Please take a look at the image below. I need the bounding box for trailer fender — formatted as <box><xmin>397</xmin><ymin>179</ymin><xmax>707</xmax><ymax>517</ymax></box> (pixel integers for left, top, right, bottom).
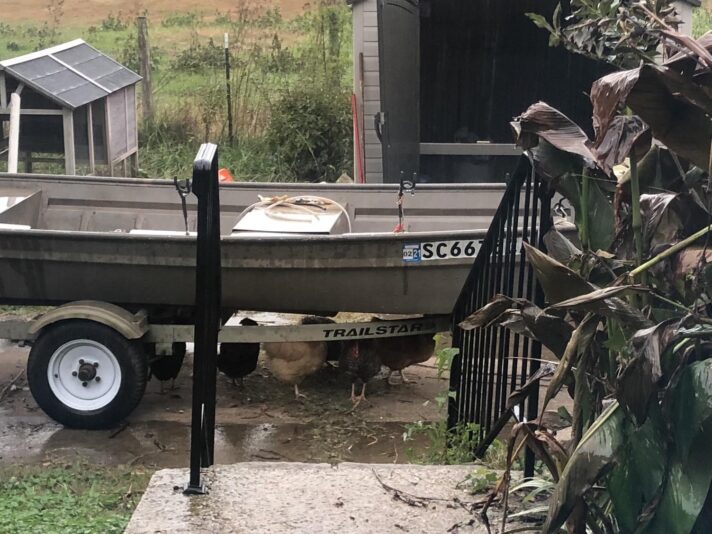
<box><xmin>28</xmin><ymin>301</ymin><xmax>148</xmax><ymax>340</ymax></box>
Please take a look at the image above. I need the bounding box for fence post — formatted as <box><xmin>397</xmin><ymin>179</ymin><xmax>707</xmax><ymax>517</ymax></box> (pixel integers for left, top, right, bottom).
<box><xmin>184</xmin><ymin>143</ymin><xmax>221</xmax><ymax>495</ymax></box>
<box><xmin>137</xmin><ymin>16</ymin><xmax>154</xmax><ymax>123</ymax></box>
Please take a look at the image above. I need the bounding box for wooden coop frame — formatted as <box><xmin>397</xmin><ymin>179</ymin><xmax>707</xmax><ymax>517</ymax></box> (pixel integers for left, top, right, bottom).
<box><xmin>0</xmin><ymin>39</ymin><xmax>141</xmax><ymax>176</ymax></box>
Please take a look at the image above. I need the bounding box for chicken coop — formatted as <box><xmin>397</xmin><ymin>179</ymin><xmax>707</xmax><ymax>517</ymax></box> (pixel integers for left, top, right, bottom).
<box><xmin>0</xmin><ymin>39</ymin><xmax>141</xmax><ymax>176</ymax></box>
<box><xmin>349</xmin><ymin>0</ymin><xmax>700</xmax><ymax>184</ymax></box>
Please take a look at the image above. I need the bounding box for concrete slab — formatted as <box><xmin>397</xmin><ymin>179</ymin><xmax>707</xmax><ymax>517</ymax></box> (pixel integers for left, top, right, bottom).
<box><xmin>126</xmin><ymin>462</ymin><xmax>496</xmax><ymax>533</ymax></box>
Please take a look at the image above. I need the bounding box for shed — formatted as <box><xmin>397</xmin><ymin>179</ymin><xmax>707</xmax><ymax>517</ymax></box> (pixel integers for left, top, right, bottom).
<box><xmin>0</xmin><ymin>39</ymin><xmax>141</xmax><ymax>176</ymax></box>
<box><xmin>350</xmin><ymin>0</ymin><xmax>700</xmax><ymax>184</ymax></box>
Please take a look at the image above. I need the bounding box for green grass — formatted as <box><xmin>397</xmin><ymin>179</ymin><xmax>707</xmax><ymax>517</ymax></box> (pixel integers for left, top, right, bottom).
<box><xmin>693</xmin><ymin>7</ymin><xmax>712</xmax><ymax>38</ymax></box>
<box><xmin>0</xmin><ymin>463</ymin><xmax>153</xmax><ymax>534</ymax></box>
<box><xmin>0</xmin><ymin>6</ymin><xmax>353</xmax><ymax>182</ymax></box>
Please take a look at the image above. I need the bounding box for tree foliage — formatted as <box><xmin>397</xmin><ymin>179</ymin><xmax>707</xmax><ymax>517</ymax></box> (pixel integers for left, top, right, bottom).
<box><xmin>467</xmin><ymin>3</ymin><xmax>712</xmax><ymax>531</ymax></box>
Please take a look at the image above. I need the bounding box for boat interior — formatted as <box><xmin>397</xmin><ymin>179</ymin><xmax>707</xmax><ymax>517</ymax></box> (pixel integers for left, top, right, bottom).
<box><xmin>0</xmin><ymin>174</ymin><xmax>509</xmax><ymax>237</ymax></box>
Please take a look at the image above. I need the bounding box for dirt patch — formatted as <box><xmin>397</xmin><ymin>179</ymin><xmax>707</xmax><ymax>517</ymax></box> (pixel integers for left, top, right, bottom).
<box><xmin>0</xmin><ymin>339</ymin><xmax>448</xmax><ymax>468</ymax></box>
<box><xmin>1</xmin><ymin>0</ymin><xmax>309</xmax><ymax>24</ymax></box>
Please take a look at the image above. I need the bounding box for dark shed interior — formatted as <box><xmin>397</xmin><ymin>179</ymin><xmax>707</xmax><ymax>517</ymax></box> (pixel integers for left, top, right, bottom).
<box><xmin>418</xmin><ymin>0</ymin><xmax>609</xmax><ymax>182</ymax></box>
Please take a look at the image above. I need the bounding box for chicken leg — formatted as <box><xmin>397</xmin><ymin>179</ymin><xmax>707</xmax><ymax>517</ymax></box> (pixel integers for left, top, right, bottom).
<box><xmin>294</xmin><ymin>384</ymin><xmax>307</xmax><ymax>400</ymax></box>
<box><xmin>350</xmin><ymin>383</ymin><xmax>367</xmax><ymax>407</ymax></box>
<box><xmin>387</xmin><ymin>370</ymin><xmax>414</xmax><ymax>385</ymax></box>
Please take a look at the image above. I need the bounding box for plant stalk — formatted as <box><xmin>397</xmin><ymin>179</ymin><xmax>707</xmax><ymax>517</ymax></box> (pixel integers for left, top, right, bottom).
<box><xmin>630</xmin><ymin>223</ymin><xmax>712</xmax><ymax>278</ymax></box>
<box><xmin>580</xmin><ymin>168</ymin><xmax>591</xmax><ymax>251</ymax></box>
<box><xmin>630</xmin><ymin>157</ymin><xmax>644</xmax><ymax>269</ymax></box>
<box><xmin>629</xmin><ymin>156</ymin><xmax>648</xmax><ymax>306</ymax></box>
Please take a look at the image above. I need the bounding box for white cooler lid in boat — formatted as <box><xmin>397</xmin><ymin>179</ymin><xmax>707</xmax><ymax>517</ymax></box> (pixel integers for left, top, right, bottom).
<box><xmin>233</xmin><ymin>198</ymin><xmax>350</xmax><ymax>235</ymax></box>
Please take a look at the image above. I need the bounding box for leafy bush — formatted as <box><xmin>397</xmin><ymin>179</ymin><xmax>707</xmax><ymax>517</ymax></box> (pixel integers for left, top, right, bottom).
<box><xmin>100</xmin><ymin>12</ymin><xmax>128</xmax><ymax>32</ymax></box>
<box><xmin>266</xmin><ymin>84</ymin><xmax>352</xmax><ymax>183</ymax></box>
<box><xmin>171</xmin><ymin>37</ymin><xmax>223</xmax><ymax>72</ymax></box>
<box><xmin>161</xmin><ymin>12</ymin><xmax>202</xmax><ymax>28</ymax></box>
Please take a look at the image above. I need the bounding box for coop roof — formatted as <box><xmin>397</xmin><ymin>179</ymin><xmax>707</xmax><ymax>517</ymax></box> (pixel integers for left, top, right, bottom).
<box><xmin>0</xmin><ymin>39</ymin><xmax>141</xmax><ymax>110</ymax></box>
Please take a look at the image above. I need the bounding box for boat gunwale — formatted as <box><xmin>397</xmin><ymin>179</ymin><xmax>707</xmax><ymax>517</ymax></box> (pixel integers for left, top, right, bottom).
<box><xmin>0</xmin><ymin>227</ymin><xmax>492</xmax><ymax>244</ymax></box>
<box><xmin>0</xmin><ymin>172</ymin><xmax>509</xmax><ymax>192</ymax></box>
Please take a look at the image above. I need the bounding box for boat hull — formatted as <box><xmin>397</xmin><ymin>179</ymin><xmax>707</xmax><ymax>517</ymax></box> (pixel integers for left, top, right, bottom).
<box><xmin>0</xmin><ymin>173</ymin><xmax>507</xmax><ymax>316</ymax></box>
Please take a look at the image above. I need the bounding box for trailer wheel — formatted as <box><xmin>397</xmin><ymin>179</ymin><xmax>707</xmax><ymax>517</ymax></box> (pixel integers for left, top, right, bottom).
<box><xmin>27</xmin><ymin>320</ymin><xmax>148</xmax><ymax>429</ymax></box>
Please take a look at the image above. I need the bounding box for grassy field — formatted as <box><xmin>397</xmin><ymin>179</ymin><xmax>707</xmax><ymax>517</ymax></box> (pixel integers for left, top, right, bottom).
<box><xmin>0</xmin><ymin>0</ymin><xmax>353</xmax><ymax>181</ymax></box>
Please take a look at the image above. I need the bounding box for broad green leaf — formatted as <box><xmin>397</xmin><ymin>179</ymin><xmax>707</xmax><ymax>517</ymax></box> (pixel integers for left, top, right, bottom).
<box><xmin>608</xmin><ymin>409</ymin><xmax>667</xmax><ymax>533</ymax></box>
<box><xmin>647</xmin><ymin>426</ymin><xmax>712</xmax><ymax>534</ymax></box>
<box><xmin>646</xmin><ymin>361</ymin><xmax>712</xmax><ymax>533</ymax></box>
<box><xmin>542</xmin><ymin>402</ymin><xmax>625</xmax><ymax>533</ymax></box>
<box><xmin>575</xmin><ymin>177</ymin><xmax>615</xmax><ymax>252</ymax></box>
<box><xmin>666</xmin><ymin>360</ymin><xmax>712</xmax><ymax>462</ymax></box>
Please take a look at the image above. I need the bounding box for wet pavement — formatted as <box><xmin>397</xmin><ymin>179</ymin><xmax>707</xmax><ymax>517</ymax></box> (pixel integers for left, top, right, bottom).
<box><xmin>0</xmin><ymin>339</ymin><xmax>445</xmax><ymax>468</ymax></box>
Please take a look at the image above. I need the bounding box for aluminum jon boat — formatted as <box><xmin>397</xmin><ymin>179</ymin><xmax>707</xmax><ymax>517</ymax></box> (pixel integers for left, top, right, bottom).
<box><xmin>0</xmin><ymin>172</ymin><xmax>510</xmax><ymax>318</ymax></box>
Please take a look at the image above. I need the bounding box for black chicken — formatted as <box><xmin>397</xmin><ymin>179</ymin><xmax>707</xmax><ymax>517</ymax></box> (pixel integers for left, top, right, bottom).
<box><xmin>339</xmin><ymin>338</ymin><xmax>381</xmax><ymax>406</ymax></box>
<box><xmin>149</xmin><ymin>342</ymin><xmax>187</xmax><ymax>393</ymax></box>
<box><xmin>217</xmin><ymin>317</ymin><xmax>260</xmax><ymax>386</ymax></box>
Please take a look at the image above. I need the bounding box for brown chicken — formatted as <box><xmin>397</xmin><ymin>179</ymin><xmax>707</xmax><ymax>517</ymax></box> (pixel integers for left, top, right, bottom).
<box><xmin>339</xmin><ymin>339</ymin><xmax>381</xmax><ymax>406</ymax></box>
<box><xmin>372</xmin><ymin>318</ymin><xmax>436</xmax><ymax>385</ymax></box>
<box><xmin>263</xmin><ymin>315</ymin><xmax>333</xmax><ymax>400</ymax></box>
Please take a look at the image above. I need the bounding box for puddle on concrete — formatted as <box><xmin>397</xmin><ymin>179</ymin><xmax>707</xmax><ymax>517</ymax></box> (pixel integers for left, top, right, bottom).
<box><xmin>0</xmin><ymin>421</ymin><xmax>431</xmax><ymax>468</ymax></box>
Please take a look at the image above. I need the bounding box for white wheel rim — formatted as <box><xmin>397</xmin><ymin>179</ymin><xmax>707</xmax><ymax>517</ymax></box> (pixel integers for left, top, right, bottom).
<box><xmin>47</xmin><ymin>339</ymin><xmax>122</xmax><ymax>412</ymax></box>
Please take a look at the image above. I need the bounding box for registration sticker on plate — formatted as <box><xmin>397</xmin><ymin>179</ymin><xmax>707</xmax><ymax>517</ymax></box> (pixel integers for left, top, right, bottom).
<box><xmin>402</xmin><ymin>243</ymin><xmax>422</xmax><ymax>263</ymax></box>
<box><xmin>420</xmin><ymin>240</ymin><xmax>481</xmax><ymax>261</ymax></box>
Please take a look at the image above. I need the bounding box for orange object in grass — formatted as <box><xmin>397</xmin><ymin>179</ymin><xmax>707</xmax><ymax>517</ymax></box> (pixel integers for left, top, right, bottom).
<box><xmin>219</xmin><ymin>168</ymin><xmax>235</xmax><ymax>183</ymax></box>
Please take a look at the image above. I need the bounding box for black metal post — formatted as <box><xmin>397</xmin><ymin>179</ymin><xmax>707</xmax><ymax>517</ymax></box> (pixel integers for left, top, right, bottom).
<box><xmin>185</xmin><ymin>143</ymin><xmax>222</xmax><ymax>495</ymax></box>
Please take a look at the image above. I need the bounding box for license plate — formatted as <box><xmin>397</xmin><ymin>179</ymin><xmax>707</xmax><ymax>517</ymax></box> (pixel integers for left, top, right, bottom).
<box><xmin>402</xmin><ymin>240</ymin><xmax>482</xmax><ymax>262</ymax></box>
<box><xmin>421</xmin><ymin>240</ymin><xmax>481</xmax><ymax>261</ymax></box>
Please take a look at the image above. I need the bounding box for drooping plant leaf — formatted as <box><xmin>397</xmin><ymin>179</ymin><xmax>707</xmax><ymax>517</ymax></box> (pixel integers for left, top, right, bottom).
<box><xmin>520</xmin><ymin>305</ymin><xmax>573</xmax><ymax>359</ymax></box>
<box><xmin>617</xmin><ymin>320</ymin><xmax>679</xmax><ymax>426</ymax></box>
<box><xmin>591</xmin><ymin>64</ymin><xmax>712</xmax><ymax>170</ymax></box>
<box><xmin>547</xmin><ymin>285</ymin><xmax>653</xmax><ymax>331</ymax></box>
<box><xmin>514</xmin><ymin>101</ymin><xmax>598</xmax><ymax>166</ymax></box>
<box><xmin>513</xmin><ymin>102</ymin><xmax>618</xmax><ymax>250</ymax></box>
<box><xmin>460</xmin><ymin>296</ymin><xmax>574</xmax><ymax>359</ymax></box>
<box><xmin>616</xmin><ymin>145</ymin><xmax>685</xmax><ymax>192</ymax></box>
<box><xmin>459</xmin><ymin>294</ymin><xmax>519</xmax><ymax>330</ymax></box>
<box><xmin>543</xmin><ymin>227</ymin><xmax>582</xmax><ymax>263</ymax></box>
<box><xmin>594</xmin><ymin>115</ymin><xmax>651</xmax><ymax>170</ymax></box>
<box><xmin>641</xmin><ymin>193</ymin><xmax>710</xmax><ymax>252</ymax></box>
<box><xmin>547</xmin><ymin>285</ymin><xmax>645</xmax><ymax>310</ymax></box>
<box><xmin>523</xmin><ymin>242</ymin><xmax>594</xmax><ymax>304</ymax></box>
<box><xmin>542</xmin><ymin>402</ymin><xmax>625</xmax><ymax>534</ymax></box>
<box><xmin>541</xmin><ymin>314</ymin><xmax>598</xmax><ymax>416</ymax></box>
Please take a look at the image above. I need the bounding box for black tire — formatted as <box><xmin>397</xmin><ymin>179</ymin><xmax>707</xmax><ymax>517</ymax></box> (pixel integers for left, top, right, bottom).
<box><xmin>27</xmin><ymin>320</ymin><xmax>148</xmax><ymax>429</ymax></box>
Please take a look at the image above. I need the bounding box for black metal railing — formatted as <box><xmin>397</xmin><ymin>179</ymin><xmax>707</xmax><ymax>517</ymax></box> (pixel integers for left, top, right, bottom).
<box><xmin>448</xmin><ymin>155</ymin><xmax>553</xmax><ymax>475</ymax></box>
<box><xmin>185</xmin><ymin>143</ymin><xmax>222</xmax><ymax>495</ymax></box>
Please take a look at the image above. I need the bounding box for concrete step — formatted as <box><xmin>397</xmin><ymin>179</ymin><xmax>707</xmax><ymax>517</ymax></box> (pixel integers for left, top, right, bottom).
<box><xmin>127</xmin><ymin>462</ymin><xmax>498</xmax><ymax>533</ymax></box>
